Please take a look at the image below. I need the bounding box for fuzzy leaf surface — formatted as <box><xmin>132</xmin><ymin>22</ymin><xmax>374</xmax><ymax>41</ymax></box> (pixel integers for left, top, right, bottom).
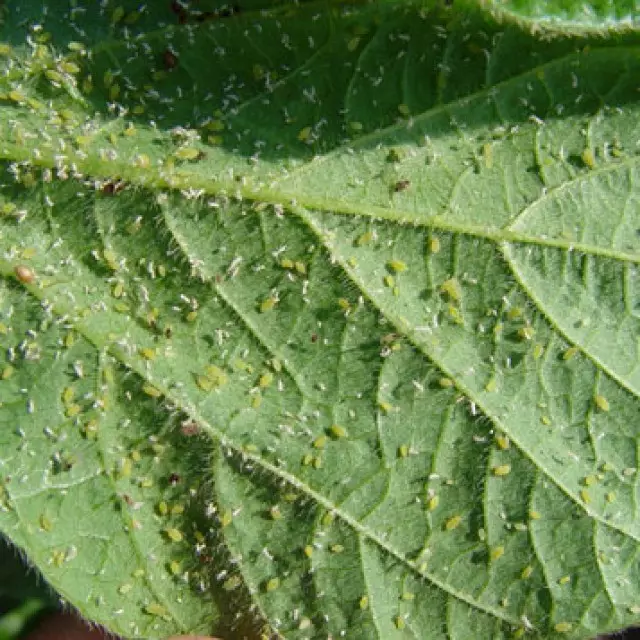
<box><xmin>477</xmin><ymin>0</ymin><xmax>640</xmax><ymax>34</ymax></box>
<box><xmin>0</xmin><ymin>1</ymin><xmax>640</xmax><ymax>639</ymax></box>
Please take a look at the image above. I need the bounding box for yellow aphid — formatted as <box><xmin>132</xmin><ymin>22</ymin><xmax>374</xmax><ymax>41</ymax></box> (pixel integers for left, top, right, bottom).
<box><xmin>492</xmin><ymin>464</ymin><xmax>511</xmax><ymax>477</ymax></box>
<box><xmin>139</xmin><ymin>347</ymin><xmax>155</xmax><ymax>360</ymax></box>
<box><xmin>8</xmin><ymin>90</ymin><xmax>25</xmax><ymax>103</ymax></box>
<box><xmin>395</xmin><ymin>615</ymin><xmax>406</xmax><ymax>630</ymax></box>
<box><xmin>490</xmin><ymin>545</ymin><xmax>504</xmax><ymax>561</ymax></box>
<box><xmin>62</xmin><ymin>387</ymin><xmax>74</xmax><ymax>404</ymax></box>
<box><xmin>118</xmin><ymin>583</ymin><xmax>133</xmax><ymax>595</ymax></box>
<box><xmin>429</xmin><ymin>236</ymin><xmax>441</xmax><ymax>254</ymax></box>
<box><xmin>529</xmin><ymin>510</ymin><xmax>541</xmax><ymax>520</ymax></box>
<box><xmin>594</xmin><ymin>394</ymin><xmax>610</xmax><ymax>412</ymax></box>
<box><xmin>134</xmin><ymin>153</ymin><xmax>150</xmax><ymax>168</ymax></box>
<box><xmin>347</xmin><ymin>36</ymin><xmax>360</xmax><ymax>52</ymax></box>
<box><xmin>329</xmin><ymin>424</ymin><xmax>347</xmax><ymax>439</ymax></box>
<box><xmin>518</xmin><ymin>326</ymin><xmax>535</xmax><ymax>341</ymax></box>
<box><xmin>1</xmin><ymin>365</ymin><xmax>14</xmax><ymax>380</ymax></box>
<box><xmin>558</xmin><ymin>575</ymin><xmax>570</xmax><ymax>585</ymax></box>
<box><xmin>222</xmin><ymin>575</ymin><xmax>242</xmax><ymax>591</ymax></box>
<box><xmin>111</xmin><ymin>6</ymin><xmax>126</xmax><ymax>23</ymax></box>
<box><xmin>39</xmin><ymin>514</ymin><xmax>53</xmax><ymax>531</ymax></box>
<box><xmin>259</xmin><ymin>372</ymin><xmax>274</xmax><ymax>388</ymax></box>
<box><xmin>204</xmin><ymin>365</ymin><xmax>228</xmax><ymax>387</ymax></box>
<box><xmin>579</xmin><ymin>489</ymin><xmax>591</xmax><ymax>504</ymax></box>
<box><xmin>581</xmin><ymin>148</ymin><xmax>596</xmax><ymax>169</ymax></box>
<box><xmin>427</xmin><ymin>495</ymin><xmax>439</xmax><ymax>511</ymax></box>
<box><xmin>157</xmin><ymin>501</ymin><xmax>168</xmax><ymax>516</ymax></box>
<box><xmin>142</xmin><ymin>384</ymin><xmax>161</xmax><ymax>398</ymax></box>
<box><xmin>303</xmin><ymin>545</ymin><xmax>313</xmax><ymax>558</ymax></box>
<box><xmin>563</xmin><ymin>346</ymin><xmax>579</xmax><ymax>360</ymax></box>
<box><xmin>65</xmin><ymin>404</ymin><xmax>81</xmax><ymax>418</ymax></box>
<box><xmin>60</xmin><ymin>61</ymin><xmax>80</xmax><ymax>74</ymax></box>
<box><xmin>378</xmin><ymin>401</ymin><xmax>393</xmax><ymax>414</ymax></box>
<box><xmin>280</xmin><ymin>258</ymin><xmax>294</xmax><ymax>269</ymax></box>
<box><xmin>45</xmin><ymin>69</ymin><xmax>64</xmax><ymax>83</ymax></box>
<box><xmin>313</xmin><ymin>435</ymin><xmax>328</xmax><ymax>449</ymax></box>
<box><xmin>438</xmin><ymin>377</ymin><xmax>454</xmax><ymax>388</ymax></box>
<box><xmin>330</xmin><ymin>544</ymin><xmax>344</xmax><ymax>554</ymax></box>
<box><xmin>357</xmin><ymin>230</ymin><xmax>374</xmax><ymax>246</ymax></box>
<box><xmin>397</xmin><ymin>103</ymin><xmax>410</xmax><ymax>117</ymax></box>
<box><xmin>174</xmin><ymin>147</ymin><xmax>201</xmax><ymax>161</ymax></box>
<box><xmin>260</xmin><ymin>296</ymin><xmax>278</xmax><ymax>313</ymax></box>
<box><xmin>495</xmin><ymin>434</ymin><xmax>510</xmax><ymax>450</ymax></box>
<box><xmin>220</xmin><ymin>510</ymin><xmax>233</xmax><ymax>527</ymax></box>
<box><xmin>297</xmin><ymin>126</ymin><xmax>311</xmax><ymax>142</ymax></box>
<box><xmin>554</xmin><ymin>622</ymin><xmax>572</xmax><ymax>633</ymax></box>
<box><xmin>440</xmin><ymin>277</ymin><xmax>461</xmax><ymax>302</ymax></box>
<box><xmin>165</xmin><ymin>528</ymin><xmax>183</xmax><ymax>543</ymax></box>
<box><xmin>169</xmin><ymin>561</ymin><xmax>182</xmax><ymax>576</ymax></box>
<box><xmin>203</xmin><ymin>119</ymin><xmax>225</xmax><ymax>134</ymax></box>
<box><xmin>398</xmin><ymin>444</ymin><xmax>409</xmax><ymax>458</ymax></box>
<box><xmin>484</xmin><ymin>377</ymin><xmax>498</xmax><ymax>393</ymax></box>
<box><xmin>265</xmin><ymin>577</ymin><xmax>280</xmax><ymax>592</ymax></box>
<box><xmin>383</xmin><ymin>275</ymin><xmax>395</xmax><ymax>288</ymax></box>
<box><xmin>521</xmin><ymin>565</ymin><xmax>533</xmax><ymax>579</ymax></box>
<box><xmin>482</xmin><ymin>142</ymin><xmax>493</xmax><ymax>169</ymax></box>
<box><xmin>196</xmin><ymin>375</ymin><xmax>214</xmax><ymax>392</ymax></box>
<box><xmin>387</xmin><ymin>259</ymin><xmax>407</xmax><ymax>273</ymax></box>
<box><xmin>144</xmin><ymin>603</ymin><xmax>168</xmax><ymax>618</ymax></box>
<box><xmin>445</xmin><ymin>515</ymin><xmax>462</xmax><ymax>530</ymax></box>
<box><xmin>269</xmin><ymin>505</ymin><xmax>282</xmax><ymax>520</ymax></box>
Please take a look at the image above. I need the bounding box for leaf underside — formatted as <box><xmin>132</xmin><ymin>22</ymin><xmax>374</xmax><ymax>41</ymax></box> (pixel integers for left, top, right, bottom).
<box><xmin>0</xmin><ymin>1</ymin><xmax>640</xmax><ymax>639</ymax></box>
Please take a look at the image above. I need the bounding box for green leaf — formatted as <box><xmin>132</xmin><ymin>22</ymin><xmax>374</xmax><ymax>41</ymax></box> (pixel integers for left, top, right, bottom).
<box><xmin>476</xmin><ymin>0</ymin><xmax>640</xmax><ymax>34</ymax></box>
<box><xmin>0</xmin><ymin>1</ymin><xmax>639</xmax><ymax>639</ymax></box>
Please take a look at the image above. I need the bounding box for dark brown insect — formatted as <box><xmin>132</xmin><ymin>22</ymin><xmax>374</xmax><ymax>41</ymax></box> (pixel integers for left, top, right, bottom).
<box><xmin>14</xmin><ymin>264</ymin><xmax>35</xmax><ymax>284</ymax></box>
<box><xmin>311</xmin><ymin>333</ymin><xmax>318</xmax><ymax>343</ymax></box>
<box><xmin>170</xmin><ymin>0</ymin><xmax>188</xmax><ymax>23</ymax></box>
<box><xmin>168</xmin><ymin>473</ymin><xmax>181</xmax><ymax>486</ymax></box>
<box><xmin>393</xmin><ymin>179</ymin><xmax>410</xmax><ymax>192</ymax></box>
<box><xmin>101</xmin><ymin>180</ymin><xmax>126</xmax><ymax>195</ymax></box>
<box><xmin>163</xmin><ymin>49</ymin><xmax>178</xmax><ymax>70</ymax></box>
<box><xmin>181</xmin><ymin>420</ymin><xmax>200</xmax><ymax>436</ymax></box>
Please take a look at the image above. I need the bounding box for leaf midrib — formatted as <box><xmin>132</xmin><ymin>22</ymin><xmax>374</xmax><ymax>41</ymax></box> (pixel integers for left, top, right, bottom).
<box><xmin>1</xmin><ymin>133</ymin><xmax>638</xmax><ymax>265</ymax></box>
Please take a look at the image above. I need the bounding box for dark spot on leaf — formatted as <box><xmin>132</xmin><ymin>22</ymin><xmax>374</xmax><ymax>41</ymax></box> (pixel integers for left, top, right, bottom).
<box><xmin>163</xmin><ymin>49</ymin><xmax>179</xmax><ymax>70</ymax></box>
